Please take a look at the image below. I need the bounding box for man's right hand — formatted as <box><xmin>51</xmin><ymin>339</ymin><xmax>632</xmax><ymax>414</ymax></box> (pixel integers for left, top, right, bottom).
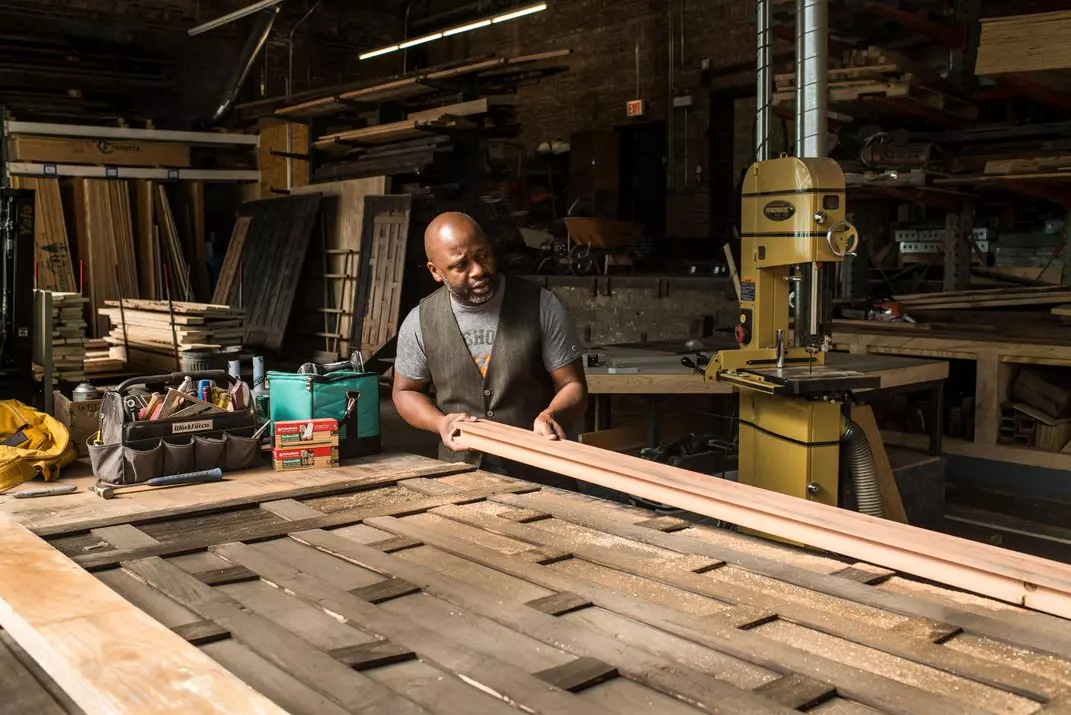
<box><xmin>438</xmin><ymin>413</ymin><xmax>474</xmax><ymax>450</ymax></box>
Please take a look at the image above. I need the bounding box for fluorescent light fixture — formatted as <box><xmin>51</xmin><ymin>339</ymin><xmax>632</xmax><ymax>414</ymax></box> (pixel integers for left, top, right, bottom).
<box><xmin>358</xmin><ymin>3</ymin><xmax>547</xmax><ymax>60</ymax></box>
<box><xmin>400</xmin><ymin>32</ymin><xmax>443</xmax><ymax>49</ymax></box>
<box><xmin>492</xmin><ymin>3</ymin><xmax>546</xmax><ymax>23</ymax></box>
<box><xmin>359</xmin><ymin>44</ymin><xmax>401</xmax><ymax>60</ymax></box>
<box><xmin>443</xmin><ymin>19</ymin><xmax>492</xmax><ymax>36</ymax></box>
<box><xmin>188</xmin><ymin>0</ymin><xmax>285</xmax><ymax>36</ymax></box>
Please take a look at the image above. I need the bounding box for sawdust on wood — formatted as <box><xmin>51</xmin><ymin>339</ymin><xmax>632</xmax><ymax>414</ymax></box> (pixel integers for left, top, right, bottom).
<box><xmin>406</xmin><ymin>512</ymin><xmax>534</xmax><ymax>555</ymax></box>
<box><xmin>530</xmin><ymin>517</ymin><xmax>715</xmax><ymax>572</ymax></box>
<box><xmin>944</xmin><ymin>633</ymin><xmax>1071</xmax><ymax>687</ymax></box>
<box><xmin>303</xmin><ymin>484</ymin><xmax>426</xmax><ymax>513</ymax></box>
<box><xmin>878</xmin><ymin>576</ymin><xmax>1022</xmax><ymax>612</ymax></box>
<box><xmin>705</xmin><ymin>565</ymin><xmax>907</xmax><ymax>630</ymax></box>
<box><xmin>751</xmin><ymin>620</ymin><xmax>1038</xmax><ymax>715</ymax></box>
<box><xmin>677</xmin><ymin>524</ymin><xmax>853</xmax><ymax>573</ymax></box>
<box><xmin>549</xmin><ymin>559</ymin><xmax>729</xmax><ymax>617</ymax></box>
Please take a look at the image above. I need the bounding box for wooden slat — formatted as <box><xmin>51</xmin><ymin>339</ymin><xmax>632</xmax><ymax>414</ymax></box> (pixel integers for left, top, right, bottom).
<box><xmin>154</xmin><ymin>185</ymin><xmax>191</xmax><ymax>302</ymax></box>
<box><xmin>533</xmin><ymin>656</ymin><xmax>617</xmax><ymax>692</ymax></box>
<box><xmin>211</xmin><ymin>216</ymin><xmax>252</xmax><ymax>305</ymax></box>
<box><xmin>432</xmin><ymin>504</ymin><xmax>1060</xmax><ymax>701</ymax></box>
<box><xmin>455</xmin><ymin>421</ymin><xmax>1071</xmax><ymax>620</ymax></box>
<box><xmin>0</xmin><ymin>515</ymin><xmax>286</xmax><ymax>715</ymax></box>
<box><xmin>328</xmin><ymin>640</ymin><xmax>416</xmax><ymax>670</ymax></box>
<box><xmin>134</xmin><ymin>180</ymin><xmax>157</xmax><ymax>299</ymax></box>
<box><xmin>73</xmin><ymin>482</ymin><xmax>539</xmax><ymax>570</ymax></box>
<box><xmin>208</xmin><ymin>541</ymin><xmax>617</xmax><ymax>715</ymax></box>
<box><xmin>364</xmin><ymin>514</ymin><xmax>1011</xmax><ymax>715</ymax></box>
<box><xmin>120</xmin><ymin>557</ymin><xmax>426</xmax><ymax>715</ymax></box>
<box><xmin>496</xmin><ymin>490</ymin><xmax>1071</xmax><ymax>658</ymax></box>
<box><xmin>291</xmin><ymin>530</ymin><xmax>796</xmax><ymax>714</ymax></box>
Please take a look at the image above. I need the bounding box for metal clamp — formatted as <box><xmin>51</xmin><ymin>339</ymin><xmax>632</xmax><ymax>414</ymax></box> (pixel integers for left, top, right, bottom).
<box><xmin>825</xmin><ymin>219</ymin><xmax>859</xmax><ymax>258</ymax></box>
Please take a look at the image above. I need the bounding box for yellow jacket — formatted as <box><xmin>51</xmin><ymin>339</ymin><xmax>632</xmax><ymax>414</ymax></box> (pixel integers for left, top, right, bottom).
<box><xmin>0</xmin><ymin>400</ymin><xmax>77</xmax><ymax>492</ymax></box>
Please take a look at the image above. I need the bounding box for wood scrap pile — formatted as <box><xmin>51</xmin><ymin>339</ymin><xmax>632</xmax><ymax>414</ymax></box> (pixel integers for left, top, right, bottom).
<box><xmin>33</xmin><ymin>292</ymin><xmax>87</xmax><ymax>382</ymax></box>
<box><xmin>976</xmin><ymin>11</ymin><xmax>1071</xmax><ymax>76</ymax></box>
<box><xmin>1000</xmin><ymin>369</ymin><xmax>1071</xmax><ymax>452</ymax></box>
<box><xmin>773</xmin><ymin>46</ymin><xmax>976</xmax><ymax>126</ymax></box>
<box><xmin>100</xmin><ymin>299</ymin><xmax>244</xmax><ymax>372</ymax></box>
<box><xmin>84</xmin><ymin>338</ymin><xmax>126</xmax><ymax>376</ymax></box>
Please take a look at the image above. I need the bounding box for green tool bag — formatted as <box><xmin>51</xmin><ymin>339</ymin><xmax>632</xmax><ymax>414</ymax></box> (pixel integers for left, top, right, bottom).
<box><xmin>267</xmin><ymin>370</ymin><xmax>381</xmax><ymax>459</ymax></box>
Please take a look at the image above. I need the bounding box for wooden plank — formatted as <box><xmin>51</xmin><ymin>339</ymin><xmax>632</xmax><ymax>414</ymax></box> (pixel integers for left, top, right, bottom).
<box><xmin>172</xmin><ymin>619</ymin><xmax>230</xmax><ymax>645</ymax></box>
<box><xmin>208</xmin><ymin>541</ymin><xmax>617</xmax><ymax>715</ymax></box>
<box><xmin>134</xmin><ymin>180</ymin><xmax>157</xmax><ymax>299</ymax></box>
<box><xmin>851</xmin><ymin>405</ymin><xmax>909</xmax><ymax>523</ymax></box>
<box><xmin>120</xmin><ymin>557</ymin><xmax>426</xmax><ymax>715</ymax></box>
<box><xmin>73</xmin><ymin>482</ymin><xmax>539</xmax><ymax>570</ymax></box>
<box><xmin>185</xmin><ymin>182</ymin><xmax>209</xmax><ymax>302</ymax></box>
<box><xmin>7</xmin><ymin>121</ymin><xmax>258</xmax><ymax>146</ymax></box>
<box><xmin>496</xmin><ymin>490</ymin><xmax>1071</xmax><ymax>658</ymax></box>
<box><xmin>523</xmin><ymin>591</ymin><xmax>593</xmax><ymax>616</ymax></box>
<box><xmin>328</xmin><ymin>640</ymin><xmax>417</xmax><ymax>670</ymax></box>
<box><xmin>210</xmin><ymin>216</ymin><xmax>250</xmax><ymax>306</ymax></box>
<box><xmin>534</xmin><ymin>656</ymin><xmax>618</xmax><ymax>692</ymax></box>
<box><xmin>9</xmin><ymin>177</ymin><xmax>76</xmax><ymax>293</ymax></box>
<box><xmin>0</xmin><ymin>515</ymin><xmax>286</xmax><ymax>715</ymax></box>
<box><xmin>432</xmin><ymin>504</ymin><xmax>1061</xmax><ymax>702</ymax></box>
<box><xmin>350</xmin><ymin>577</ymin><xmax>420</xmax><ymax>604</ymax></box>
<box><xmin>754</xmin><ymin>674</ymin><xmax>836</xmax><ymax>710</ymax></box>
<box><xmin>26</xmin><ymin>458</ymin><xmax>473</xmax><ymax>536</ymax></box>
<box><xmin>154</xmin><ymin>185</ymin><xmax>192</xmax><ymax>302</ymax></box>
<box><xmin>10</xmin><ymin>136</ymin><xmax>192</xmax><ymax>167</ymax></box>
<box><xmin>366</xmin><ymin>514</ymin><xmax>1025</xmax><ymax>714</ymax></box>
<box><xmin>191</xmin><ymin>565</ymin><xmax>260</xmax><ymax>586</ymax></box>
<box><xmin>456</xmin><ymin>421</ymin><xmax>1071</xmax><ymax>620</ymax></box>
<box><xmin>0</xmin><ymin>629</ymin><xmax>70</xmax><ymax>715</ymax></box>
<box><xmin>291</xmin><ymin>529</ymin><xmax>798</xmax><ymax>715</ymax></box>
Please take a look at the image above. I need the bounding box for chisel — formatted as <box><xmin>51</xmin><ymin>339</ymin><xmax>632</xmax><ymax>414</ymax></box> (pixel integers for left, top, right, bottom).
<box><xmin>11</xmin><ymin>485</ymin><xmax>78</xmax><ymax>499</ymax></box>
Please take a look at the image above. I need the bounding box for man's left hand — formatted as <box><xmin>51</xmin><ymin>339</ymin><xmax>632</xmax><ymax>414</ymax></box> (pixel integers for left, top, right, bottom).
<box><xmin>533</xmin><ymin>411</ymin><xmax>566</xmax><ymax>440</ymax></box>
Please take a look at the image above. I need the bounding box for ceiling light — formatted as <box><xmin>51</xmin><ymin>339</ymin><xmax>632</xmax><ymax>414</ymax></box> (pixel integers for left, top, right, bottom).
<box><xmin>492</xmin><ymin>3</ymin><xmax>546</xmax><ymax>23</ymax></box>
<box><xmin>358</xmin><ymin>3</ymin><xmax>547</xmax><ymax>60</ymax></box>
<box><xmin>188</xmin><ymin>0</ymin><xmax>285</xmax><ymax>36</ymax></box>
<box><xmin>359</xmin><ymin>44</ymin><xmax>400</xmax><ymax>60</ymax></box>
<box><xmin>400</xmin><ymin>32</ymin><xmax>443</xmax><ymax>49</ymax></box>
<box><xmin>443</xmin><ymin>19</ymin><xmax>492</xmax><ymax>36</ymax></box>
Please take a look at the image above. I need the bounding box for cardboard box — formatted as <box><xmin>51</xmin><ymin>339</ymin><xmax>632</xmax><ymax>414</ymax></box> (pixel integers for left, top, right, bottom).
<box><xmin>54</xmin><ymin>391</ymin><xmax>100</xmax><ymax>457</ymax></box>
<box><xmin>272</xmin><ymin>444</ymin><xmax>340</xmax><ymax>472</ymax></box>
<box><xmin>273</xmin><ymin>418</ymin><xmax>339</xmax><ymax>449</ymax></box>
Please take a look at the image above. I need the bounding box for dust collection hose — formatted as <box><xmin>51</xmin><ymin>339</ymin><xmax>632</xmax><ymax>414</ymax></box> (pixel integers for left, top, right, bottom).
<box><xmin>841</xmin><ymin>419</ymin><xmax>885</xmax><ymax>518</ymax></box>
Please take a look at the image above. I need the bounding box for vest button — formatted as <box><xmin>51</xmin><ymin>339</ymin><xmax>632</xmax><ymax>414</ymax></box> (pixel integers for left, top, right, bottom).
<box><xmin>486</xmin><ymin>410</ymin><xmax>494</xmax><ymax>417</ymax></box>
<box><xmin>484</xmin><ymin>389</ymin><xmax>491</xmax><ymax>396</ymax></box>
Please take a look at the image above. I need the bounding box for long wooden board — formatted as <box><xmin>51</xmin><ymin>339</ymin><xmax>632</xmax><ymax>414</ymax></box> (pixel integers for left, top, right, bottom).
<box><xmin>10</xmin><ymin>177</ymin><xmax>76</xmax><ymax>293</ymax></box>
<box><xmin>0</xmin><ymin>514</ymin><xmax>285</xmax><ymax>715</ymax></box>
<box><xmin>15</xmin><ymin>465</ymin><xmax>1071</xmax><ymax>714</ymax></box>
<box><xmin>455</xmin><ymin>421</ymin><xmax>1071</xmax><ymax>619</ymax></box>
<box><xmin>9</xmin><ymin>136</ymin><xmax>191</xmax><ymax>167</ymax></box>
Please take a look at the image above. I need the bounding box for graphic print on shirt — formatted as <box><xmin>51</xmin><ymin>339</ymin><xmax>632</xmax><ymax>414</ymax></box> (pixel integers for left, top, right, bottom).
<box><xmin>461</xmin><ymin>326</ymin><xmax>496</xmax><ymax>377</ymax></box>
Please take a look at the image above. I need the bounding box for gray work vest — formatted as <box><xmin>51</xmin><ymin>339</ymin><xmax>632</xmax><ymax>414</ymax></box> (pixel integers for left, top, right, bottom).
<box><xmin>419</xmin><ymin>277</ymin><xmax>576</xmax><ymax>490</ymax></box>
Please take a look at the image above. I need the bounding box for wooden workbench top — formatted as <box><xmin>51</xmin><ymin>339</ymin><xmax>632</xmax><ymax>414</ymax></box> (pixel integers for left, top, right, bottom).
<box><xmin>4</xmin><ymin>460</ymin><xmax>1071</xmax><ymax>715</ymax></box>
<box><xmin>585</xmin><ymin>348</ymin><xmax>948</xmax><ymax>394</ymax></box>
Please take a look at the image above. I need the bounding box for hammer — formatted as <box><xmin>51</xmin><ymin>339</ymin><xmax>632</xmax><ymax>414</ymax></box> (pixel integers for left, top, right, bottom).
<box><xmin>90</xmin><ymin>468</ymin><xmax>223</xmax><ymax>500</ymax></box>
<box><xmin>297</xmin><ymin>350</ymin><xmax>365</xmax><ymax>376</ymax></box>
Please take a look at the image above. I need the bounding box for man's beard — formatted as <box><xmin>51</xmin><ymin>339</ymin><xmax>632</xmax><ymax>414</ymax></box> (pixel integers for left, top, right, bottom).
<box><xmin>447</xmin><ymin>273</ymin><xmax>497</xmax><ymax>306</ymax></box>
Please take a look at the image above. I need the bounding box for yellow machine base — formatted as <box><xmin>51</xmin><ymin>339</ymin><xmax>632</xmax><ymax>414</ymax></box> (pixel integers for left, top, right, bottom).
<box><xmin>737</xmin><ymin>392</ymin><xmax>841</xmax><ymax>508</ymax></box>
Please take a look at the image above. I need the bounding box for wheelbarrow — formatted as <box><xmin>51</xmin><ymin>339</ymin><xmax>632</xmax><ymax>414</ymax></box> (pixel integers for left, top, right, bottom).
<box><xmin>560</xmin><ymin>218</ymin><xmax>643</xmax><ymax>275</ymax></box>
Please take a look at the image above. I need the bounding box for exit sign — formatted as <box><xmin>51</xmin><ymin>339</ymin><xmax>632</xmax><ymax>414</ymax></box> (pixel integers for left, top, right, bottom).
<box><xmin>626</xmin><ymin>99</ymin><xmax>646</xmax><ymax>117</ymax></box>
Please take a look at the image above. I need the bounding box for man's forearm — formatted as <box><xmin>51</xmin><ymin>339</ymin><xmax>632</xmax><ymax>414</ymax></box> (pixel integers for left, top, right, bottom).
<box><xmin>541</xmin><ymin>381</ymin><xmax>587</xmax><ymax>425</ymax></box>
<box><xmin>393</xmin><ymin>389</ymin><xmax>446</xmax><ymax>433</ymax></box>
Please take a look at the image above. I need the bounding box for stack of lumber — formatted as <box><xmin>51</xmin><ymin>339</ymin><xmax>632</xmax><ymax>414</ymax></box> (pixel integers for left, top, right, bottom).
<box><xmin>999</xmin><ymin>367</ymin><xmax>1071</xmax><ymax>452</ymax></box>
<box><xmin>100</xmin><ymin>299</ymin><xmax>244</xmax><ymax>371</ymax></box>
<box><xmin>84</xmin><ymin>338</ymin><xmax>126</xmax><ymax>376</ymax></box>
<box><xmin>8</xmin><ymin>177</ymin><xmax>76</xmax><ymax>293</ymax></box>
<box><xmin>895</xmin><ymin>284</ymin><xmax>1071</xmax><ymax>311</ymax></box>
<box><xmin>976</xmin><ymin>11</ymin><xmax>1071</xmax><ymax>75</ymax></box>
<box><xmin>212</xmin><ymin>194</ymin><xmax>321</xmax><ymax>352</ymax></box>
<box><xmin>73</xmin><ymin>179</ymin><xmax>139</xmax><ymax>337</ymax></box>
<box><xmin>33</xmin><ymin>292</ymin><xmax>87</xmax><ymax>382</ymax></box>
<box><xmin>773</xmin><ymin>46</ymin><xmax>975</xmax><ymax>125</ymax></box>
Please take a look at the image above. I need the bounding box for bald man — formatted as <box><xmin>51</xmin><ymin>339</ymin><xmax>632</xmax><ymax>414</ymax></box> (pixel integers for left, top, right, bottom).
<box><xmin>393</xmin><ymin>212</ymin><xmax>587</xmax><ymax>489</ymax></box>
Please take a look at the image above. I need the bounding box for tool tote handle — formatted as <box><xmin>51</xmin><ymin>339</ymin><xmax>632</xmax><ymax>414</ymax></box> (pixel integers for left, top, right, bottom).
<box><xmin>114</xmin><ymin>370</ymin><xmax>236</xmax><ymax>394</ymax></box>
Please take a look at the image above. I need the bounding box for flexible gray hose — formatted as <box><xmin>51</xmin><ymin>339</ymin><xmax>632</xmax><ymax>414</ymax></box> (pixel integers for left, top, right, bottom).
<box><xmin>841</xmin><ymin>419</ymin><xmax>885</xmax><ymax>518</ymax></box>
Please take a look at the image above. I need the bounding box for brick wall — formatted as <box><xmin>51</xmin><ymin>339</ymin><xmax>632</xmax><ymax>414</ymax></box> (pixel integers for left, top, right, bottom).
<box><xmin>0</xmin><ymin>0</ymin><xmax>399</xmax><ymax>125</ymax></box>
<box><xmin>422</xmin><ymin>0</ymin><xmax>760</xmax><ymax>239</ymax></box>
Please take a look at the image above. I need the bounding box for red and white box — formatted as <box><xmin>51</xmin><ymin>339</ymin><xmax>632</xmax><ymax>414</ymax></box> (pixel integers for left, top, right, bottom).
<box><xmin>271</xmin><ymin>444</ymin><xmax>340</xmax><ymax>472</ymax></box>
<box><xmin>273</xmin><ymin>418</ymin><xmax>339</xmax><ymax>449</ymax></box>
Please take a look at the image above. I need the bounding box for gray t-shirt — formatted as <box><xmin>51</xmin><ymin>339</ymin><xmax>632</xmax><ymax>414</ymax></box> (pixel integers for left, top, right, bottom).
<box><xmin>395</xmin><ymin>277</ymin><xmax>582</xmax><ymax>382</ymax></box>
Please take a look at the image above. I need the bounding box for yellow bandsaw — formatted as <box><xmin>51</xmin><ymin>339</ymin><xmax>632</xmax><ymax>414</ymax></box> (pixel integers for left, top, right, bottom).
<box><xmin>706</xmin><ymin>156</ymin><xmax>880</xmax><ymax>513</ymax></box>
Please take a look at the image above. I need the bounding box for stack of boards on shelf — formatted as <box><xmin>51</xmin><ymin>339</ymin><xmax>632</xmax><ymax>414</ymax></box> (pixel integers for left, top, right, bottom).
<box><xmin>773</xmin><ymin>45</ymin><xmax>975</xmax><ymax>126</ymax></box>
<box><xmin>100</xmin><ymin>299</ymin><xmax>244</xmax><ymax>372</ymax></box>
<box><xmin>84</xmin><ymin>338</ymin><xmax>125</xmax><ymax>376</ymax></box>
<box><xmin>977</xmin><ymin>10</ymin><xmax>1071</xmax><ymax>76</ymax></box>
<box><xmin>33</xmin><ymin>292</ymin><xmax>87</xmax><ymax>382</ymax></box>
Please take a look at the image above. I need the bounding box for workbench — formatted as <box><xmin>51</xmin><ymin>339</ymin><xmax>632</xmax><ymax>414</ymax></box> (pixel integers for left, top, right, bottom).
<box><xmin>3</xmin><ymin>451</ymin><xmax>1070</xmax><ymax>715</ymax></box>
<box><xmin>584</xmin><ymin>344</ymin><xmax>949</xmax><ymax>453</ymax></box>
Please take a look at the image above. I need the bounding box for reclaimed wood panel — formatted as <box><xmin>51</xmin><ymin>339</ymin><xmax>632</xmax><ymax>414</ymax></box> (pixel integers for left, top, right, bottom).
<box><xmin>357</xmin><ymin>195</ymin><xmax>411</xmax><ymax>356</ymax></box>
<box><xmin>9</xmin><ymin>466</ymin><xmax>1071</xmax><ymax>714</ymax></box>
